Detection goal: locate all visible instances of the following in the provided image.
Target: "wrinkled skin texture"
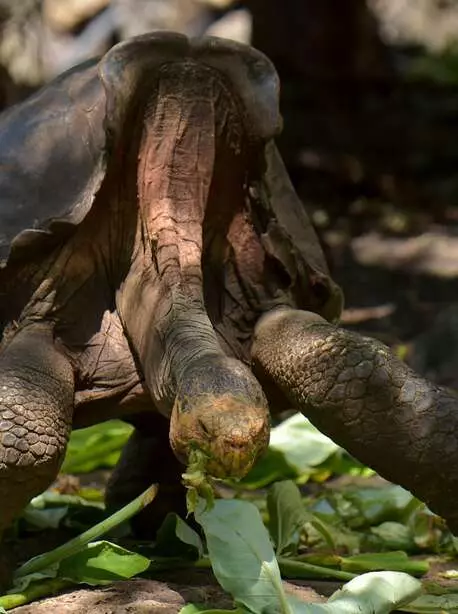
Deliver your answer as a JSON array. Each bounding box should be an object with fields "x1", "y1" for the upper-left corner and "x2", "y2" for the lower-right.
[
  {"x1": 252, "y1": 309, "x2": 458, "y2": 534},
  {"x1": 0, "y1": 33, "x2": 341, "y2": 532}
]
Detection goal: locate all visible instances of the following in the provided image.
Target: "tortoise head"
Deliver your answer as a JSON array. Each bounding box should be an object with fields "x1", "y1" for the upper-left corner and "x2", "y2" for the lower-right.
[{"x1": 169, "y1": 355, "x2": 270, "y2": 478}]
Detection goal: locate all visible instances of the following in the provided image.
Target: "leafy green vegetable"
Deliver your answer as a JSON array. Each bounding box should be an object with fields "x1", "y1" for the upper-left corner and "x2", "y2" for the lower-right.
[
  {"x1": 61, "y1": 420, "x2": 133, "y2": 474},
  {"x1": 14, "y1": 483, "x2": 157, "y2": 579},
  {"x1": 195, "y1": 498, "x2": 292, "y2": 614},
  {"x1": 21, "y1": 504, "x2": 69, "y2": 530},
  {"x1": 409, "y1": 509, "x2": 451, "y2": 552},
  {"x1": 267, "y1": 480, "x2": 308, "y2": 555},
  {"x1": 0, "y1": 484, "x2": 158, "y2": 609},
  {"x1": 0, "y1": 543, "x2": 150, "y2": 611},
  {"x1": 194, "y1": 496, "x2": 422, "y2": 614},
  {"x1": 340, "y1": 552, "x2": 429, "y2": 577},
  {"x1": 322, "y1": 485, "x2": 416, "y2": 530},
  {"x1": 267, "y1": 480, "x2": 336, "y2": 555},
  {"x1": 293, "y1": 550, "x2": 428, "y2": 579},
  {"x1": 182, "y1": 448, "x2": 215, "y2": 513},
  {"x1": 30, "y1": 491, "x2": 104, "y2": 508},
  {"x1": 240, "y1": 449, "x2": 296, "y2": 489},
  {"x1": 21, "y1": 491, "x2": 105, "y2": 531},
  {"x1": 239, "y1": 414, "x2": 341, "y2": 489},
  {"x1": 57, "y1": 540, "x2": 150, "y2": 585},
  {"x1": 277, "y1": 557, "x2": 356, "y2": 582},
  {"x1": 285, "y1": 572, "x2": 421, "y2": 613},
  {"x1": 240, "y1": 414, "x2": 369, "y2": 489},
  {"x1": 321, "y1": 571, "x2": 421, "y2": 613},
  {"x1": 269, "y1": 414, "x2": 341, "y2": 472},
  {"x1": 402, "y1": 592, "x2": 458, "y2": 613},
  {"x1": 369, "y1": 522, "x2": 416, "y2": 551},
  {"x1": 155, "y1": 512, "x2": 203, "y2": 559}
]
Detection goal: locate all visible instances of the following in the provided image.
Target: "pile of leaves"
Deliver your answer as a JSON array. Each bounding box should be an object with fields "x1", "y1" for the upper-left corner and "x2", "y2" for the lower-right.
[{"x1": 1, "y1": 415, "x2": 458, "y2": 613}]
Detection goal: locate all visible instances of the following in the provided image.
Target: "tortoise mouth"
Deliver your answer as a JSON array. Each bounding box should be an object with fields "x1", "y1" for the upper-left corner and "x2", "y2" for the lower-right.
[{"x1": 169, "y1": 393, "x2": 270, "y2": 479}]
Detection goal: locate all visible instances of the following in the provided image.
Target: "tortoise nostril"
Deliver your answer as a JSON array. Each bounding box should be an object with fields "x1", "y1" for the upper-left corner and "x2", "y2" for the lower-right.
[
  {"x1": 224, "y1": 428, "x2": 251, "y2": 448},
  {"x1": 228, "y1": 439, "x2": 246, "y2": 450}
]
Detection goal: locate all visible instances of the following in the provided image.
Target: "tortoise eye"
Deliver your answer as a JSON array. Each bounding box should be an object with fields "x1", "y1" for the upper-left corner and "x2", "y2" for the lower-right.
[{"x1": 198, "y1": 418, "x2": 211, "y2": 436}]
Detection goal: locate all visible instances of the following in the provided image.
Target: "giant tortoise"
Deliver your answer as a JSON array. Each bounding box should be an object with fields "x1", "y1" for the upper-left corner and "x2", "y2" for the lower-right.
[{"x1": 0, "y1": 31, "x2": 457, "y2": 535}]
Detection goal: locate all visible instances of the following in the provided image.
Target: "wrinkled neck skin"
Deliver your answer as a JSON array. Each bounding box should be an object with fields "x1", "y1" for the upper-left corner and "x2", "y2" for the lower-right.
[{"x1": 115, "y1": 60, "x2": 252, "y2": 412}]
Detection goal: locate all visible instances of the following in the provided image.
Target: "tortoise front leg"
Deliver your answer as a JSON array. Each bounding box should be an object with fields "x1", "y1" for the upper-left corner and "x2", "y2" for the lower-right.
[
  {"x1": 252, "y1": 308, "x2": 458, "y2": 533},
  {"x1": 0, "y1": 323, "x2": 74, "y2": 530}
]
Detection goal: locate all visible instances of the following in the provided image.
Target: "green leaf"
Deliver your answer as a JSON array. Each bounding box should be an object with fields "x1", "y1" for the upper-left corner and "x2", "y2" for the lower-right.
[
  {"x1": 278, "y1": 557, "x2": 356, "y2": 582},
  {"x1": 409, "y1": 508, "x2": 450, "y2": 551},
  {"x1": 318, "y1": 450, "x2": 374, "y2": 479},
  {"x1": 21, "y1": 506, "x2": 69, "y2": 530},
  {"x1": 61, "y1": 420, "x2": 133, "y2": 474},
  {"x1": 285, "y1": 571, "x2": 421, "y2": 614},
  {"x1": 239, "y1": 414, "x2": 364, "y2": 489},
  {"x1": 10, "y1": 541, "x2": 150, "y2": 591},
  {"x1": 21, "y1": 491, "x2": 106, "y2": 531},
  {"x1": 267, "y1": 481, "x2": 309, "y2": 555},
  {"x1": 269, "y1": 414, "x2": 340, "y2": 475},
  {"x1": 182, "y1": 448, "x2": 215, "y2": 513},
  {"x1": 240, "y1": 449, "x2": 296, "y2": 489},
  {"x1": 29, "y1": 491, "x2": 104, "y2": 508},
  {"x1": 281, "y1": 569, "x2": 421, "y2": 612},
  {"x1": 15, "y1": 483, "x2": 157, "y2": 579},
  {"x1": 340, "y1": 486, "x2": 415, "y2": 528},
  {"x1": 6, "y1": 567, "x2": 60, "y2": 594},
  {"x1": 318, "y1": 485, "x2": 416, "y2": 531},
  {"x1": 155, "y1": 513, "x2": 203, "y2": 559},
  {"x1": 300, "y1": 504, "x2": 362, "y2": 554},
  {"x1": 267, "y1": 481, "x2": 337, "y2": 555},
  {"x1": 340, "y1": 552, "x2": 429, "y2": 577},
  {"x1": 193, "y1": 499, "x2": 420, "y2": 614},
  {"x1": 195, "y1": 498, "x2": 292, "y2": 614},
  {"x1": 58, "y1": 540, "x2": 150, "y2": 585},
  {"x1": 370, "y1": 522, "x2": 416, "y2": 551},
  {"x1": 402, "y1": 592, "x2": 458, "y2": 613}
]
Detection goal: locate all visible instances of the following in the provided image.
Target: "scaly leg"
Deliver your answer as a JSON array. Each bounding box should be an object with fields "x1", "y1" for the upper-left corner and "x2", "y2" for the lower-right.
[
  {"x1": 0, "y1": 323, "x2": 74, "y2": 530},
  {"x1": 252, "y1": 309, "x2": 458, "y2": 533}
]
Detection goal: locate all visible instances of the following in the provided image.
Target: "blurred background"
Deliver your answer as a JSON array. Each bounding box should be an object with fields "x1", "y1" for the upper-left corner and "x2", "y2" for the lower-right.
[{"x1": 2, "y1": 0, "x2": 458, "y2": 386}]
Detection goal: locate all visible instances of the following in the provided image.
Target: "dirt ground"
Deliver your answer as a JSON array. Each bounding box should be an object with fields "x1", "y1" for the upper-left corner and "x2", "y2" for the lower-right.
[{"x1": 10, "y1": 572, "x2": 327, "y2": 614}]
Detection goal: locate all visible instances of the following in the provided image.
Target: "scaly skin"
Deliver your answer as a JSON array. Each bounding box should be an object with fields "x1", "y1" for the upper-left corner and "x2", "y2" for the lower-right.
[
  {"x1": 252, "y1": 308, "x2": 458, "y2": 533},
  {"x1": 0, "y1": 323, "x2": 74, "y2": 529}
]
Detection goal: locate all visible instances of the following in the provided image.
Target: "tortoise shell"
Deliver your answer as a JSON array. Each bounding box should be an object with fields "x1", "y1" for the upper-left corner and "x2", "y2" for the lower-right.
[{"x1": 0, "y1": 31, "x2": 281, "y2": 268}]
